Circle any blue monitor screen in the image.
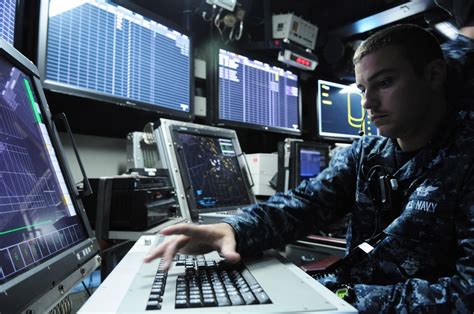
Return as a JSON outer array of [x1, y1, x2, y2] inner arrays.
[[317, 79, 378, 140], [218, 49, 300, 134], [0, 0, 16, 45], [299, 148, 322, 181], [288, 142, 329, 190], [39, 0, 191, 115]]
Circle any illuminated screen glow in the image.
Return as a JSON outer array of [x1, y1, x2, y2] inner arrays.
[[0, 0, 16, 45], [42, 0, 191, 113], [317, 79, 378, 139], [218, 49, 300, 133], [0, 55, 87, 284]]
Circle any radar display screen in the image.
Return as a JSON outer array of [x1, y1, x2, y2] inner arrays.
[[174, 132, 251, 210]]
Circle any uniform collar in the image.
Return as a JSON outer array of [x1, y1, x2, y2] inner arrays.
[[364, 109, 460, 182], [444, 34, 474, 52]]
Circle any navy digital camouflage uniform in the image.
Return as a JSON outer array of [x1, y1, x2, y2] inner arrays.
[[223, 37, 474, 313], [442, 34, 474, 113]]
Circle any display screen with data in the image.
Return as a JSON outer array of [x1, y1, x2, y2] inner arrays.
[[317, 79, 378, 140], [299, 148, 325, 182], [218, 49, 300, 134], [0, 0, 16, 45], [0, 54, 87, 284], [38, 0, 191, 116], [173, 131, 252, 210], [287, 142, 329, 190]]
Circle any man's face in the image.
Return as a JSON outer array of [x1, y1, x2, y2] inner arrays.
[[355, 47, 433, 139]]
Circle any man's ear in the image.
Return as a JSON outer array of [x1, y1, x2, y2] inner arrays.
[[424, 59, 447, 89]]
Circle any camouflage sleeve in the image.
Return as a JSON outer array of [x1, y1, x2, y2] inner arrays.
[[353, 165, 474, 313], [222, 142, 358, 256], [441, 35, 474, 110]]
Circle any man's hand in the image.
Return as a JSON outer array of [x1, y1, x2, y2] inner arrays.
[[143, 223, 241, 270]]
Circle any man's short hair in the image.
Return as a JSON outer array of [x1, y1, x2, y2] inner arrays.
[[353, 24, 444, 75]]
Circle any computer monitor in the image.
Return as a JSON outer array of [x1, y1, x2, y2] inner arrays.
[[156, 119, 256, 221], [37, 0, 193, 119], [216, 48, 301, 135], [0, 40, 100, 312], [317, 79, 378, 141], [289, 141, 330, 189], [0, 0, 17, 46]]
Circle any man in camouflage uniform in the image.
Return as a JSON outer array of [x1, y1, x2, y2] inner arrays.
[[145, 24, 474, 312]]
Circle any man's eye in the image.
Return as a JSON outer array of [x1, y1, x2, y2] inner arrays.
[[378, 79, 392, 88]]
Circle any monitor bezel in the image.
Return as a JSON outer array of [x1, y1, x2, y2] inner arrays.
[[36, 0, 194, 120], [0, 40, 100, 312], [316, 79, 372, 142], [289, 141, 330, 190], [213, 46, 302, 136], [168, 122, 256, 219]]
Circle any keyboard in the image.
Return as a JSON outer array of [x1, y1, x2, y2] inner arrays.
[[78, 235, 357, 313], [146, 254, 271, 310]]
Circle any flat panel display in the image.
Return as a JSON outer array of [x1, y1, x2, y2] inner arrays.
[[217, 48, 301, 135], [299, 148, 324, 180], [173, 130, 252, 211], [290, 141, 329, 189], [317, 79, 378, 140], [156, 119, 257, 221], [0, 40, 99, 312], [37, 0, 192, 118]]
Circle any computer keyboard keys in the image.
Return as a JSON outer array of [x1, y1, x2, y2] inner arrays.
[[189, 298, 203, 307], [152, 256, 273, 309], [146, 300, 161, 310], [255, 291, 271, 304], [203, 297, 217, 306], [175, 299, 188, 308], [241, 291, 258, 305], [216, 296, 231, 306], [229, 294, 245, 306]]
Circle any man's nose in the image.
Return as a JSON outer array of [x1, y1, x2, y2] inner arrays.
[[362, 96, 370, 110], [361, 89, 378, 110]]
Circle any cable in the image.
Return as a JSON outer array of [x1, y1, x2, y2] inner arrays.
[[366, 165, 385, 239], [214, 7, 224, 37], [82, 281, 92, 297], [100, 240, 133, 255], [358, 110, 367, 136], [235, 20, 244, 40]]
